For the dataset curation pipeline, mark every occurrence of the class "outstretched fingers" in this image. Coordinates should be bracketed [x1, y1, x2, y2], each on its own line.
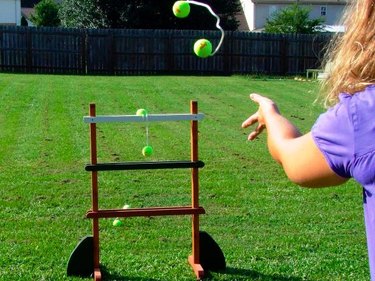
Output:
[248, 123, 265, 140]
[242, 111, 266, 140]
[242, 93, 271, 141]
[241, 112, 259, 128]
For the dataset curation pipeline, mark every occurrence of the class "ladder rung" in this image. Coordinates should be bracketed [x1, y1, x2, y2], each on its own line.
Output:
[85, 160, 205, 171]
[86, 206, 206, 218]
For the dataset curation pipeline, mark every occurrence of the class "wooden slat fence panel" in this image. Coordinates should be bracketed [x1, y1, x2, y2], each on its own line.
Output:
[0, 26, 28, 72]
[0, 26, 85, 74]
[30, 28, 85, 74]
[286, 33, 328, 74]
[0, 26, 332, 75]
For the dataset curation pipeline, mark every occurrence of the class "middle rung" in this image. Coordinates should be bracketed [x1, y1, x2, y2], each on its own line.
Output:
[85, 160, 205, 171]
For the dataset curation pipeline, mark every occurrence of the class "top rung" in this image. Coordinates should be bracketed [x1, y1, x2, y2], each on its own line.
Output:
[84, 113, 204, 124]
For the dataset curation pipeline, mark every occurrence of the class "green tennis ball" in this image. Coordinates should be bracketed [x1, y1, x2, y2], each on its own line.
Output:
[142, 145, 153, 157]
[194, 39, 212, 58]
[113, 219, 123, 227]
[173, 1, 190, 18]
[136, 108, 148, 116]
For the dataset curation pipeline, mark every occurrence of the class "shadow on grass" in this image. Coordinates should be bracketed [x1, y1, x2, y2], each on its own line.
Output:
[100, 265, 161, 281]
[205, 266, 310, 281]
[100, 266, 310, 281]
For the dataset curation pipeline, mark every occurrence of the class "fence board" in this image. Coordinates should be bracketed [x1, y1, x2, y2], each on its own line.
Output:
[0, 26, 331, 75]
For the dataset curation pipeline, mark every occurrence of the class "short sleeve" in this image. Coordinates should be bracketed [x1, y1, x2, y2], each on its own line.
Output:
[311, 95, 354, 178]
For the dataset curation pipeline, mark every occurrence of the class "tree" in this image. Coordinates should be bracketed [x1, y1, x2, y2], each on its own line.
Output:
[264, 4, 324, 34]
[59, 0, 241, 30]
[59, 0, 107, 28]
[30, 0, 61, 27]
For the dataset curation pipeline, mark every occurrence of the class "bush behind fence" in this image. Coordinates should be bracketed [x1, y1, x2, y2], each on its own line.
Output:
[0, 26, 331, 75]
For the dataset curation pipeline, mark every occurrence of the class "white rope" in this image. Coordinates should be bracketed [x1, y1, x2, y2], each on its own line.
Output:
[186, 0, 225, 56]
[145, 114, 149, 146]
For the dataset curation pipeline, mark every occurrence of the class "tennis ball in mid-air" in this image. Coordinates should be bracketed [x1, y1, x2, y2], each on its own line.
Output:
[173, 1, 190, 18]
[194, 39, 212, 58]
[142, 145, 153, 157]
[136, 108, 148, 117]
[113, 218, 123, 227]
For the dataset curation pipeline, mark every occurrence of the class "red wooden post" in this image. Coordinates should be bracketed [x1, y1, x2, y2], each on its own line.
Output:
[89, 103, 102, 281]
[188, 100, 204, 279]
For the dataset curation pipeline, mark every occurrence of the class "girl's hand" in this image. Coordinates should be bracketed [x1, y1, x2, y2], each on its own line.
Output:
[241, 93, 280, 140]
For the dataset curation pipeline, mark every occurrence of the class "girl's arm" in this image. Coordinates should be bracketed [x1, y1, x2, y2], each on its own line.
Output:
[242, 93, 348, 188]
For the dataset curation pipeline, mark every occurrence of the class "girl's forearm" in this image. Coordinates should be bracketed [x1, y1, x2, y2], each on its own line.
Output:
[264, 113, 302, 164]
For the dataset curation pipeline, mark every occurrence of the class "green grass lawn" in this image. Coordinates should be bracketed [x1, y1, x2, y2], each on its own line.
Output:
[0, 74, 368, 281]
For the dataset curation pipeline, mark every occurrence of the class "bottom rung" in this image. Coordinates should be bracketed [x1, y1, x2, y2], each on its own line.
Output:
[86, 206, 205, 219]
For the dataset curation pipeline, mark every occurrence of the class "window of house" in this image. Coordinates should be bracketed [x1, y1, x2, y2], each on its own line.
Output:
[269, 5, 277, 17]
[321, 6, 327, 16]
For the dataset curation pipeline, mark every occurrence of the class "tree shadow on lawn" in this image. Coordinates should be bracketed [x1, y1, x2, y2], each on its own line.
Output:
[208, 266, 311, 281]
[100, 266, 160, 281]
[100, 266, 310, 281]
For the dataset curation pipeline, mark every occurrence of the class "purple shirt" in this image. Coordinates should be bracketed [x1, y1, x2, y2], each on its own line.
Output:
[312, 85, 375, 280]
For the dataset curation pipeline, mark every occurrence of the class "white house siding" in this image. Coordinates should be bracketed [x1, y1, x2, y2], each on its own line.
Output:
[239, 0, 255, 30]
[0, 0, 21, 25]
[239, 0, 349, 31]
[254, 4, 278, 30]
[308, 4, 346, 25]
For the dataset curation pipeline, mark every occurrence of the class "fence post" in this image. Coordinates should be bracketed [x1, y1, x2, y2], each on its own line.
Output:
[108, 33, 115, 75]
[279, 36, 288, 75]
[223, 31, 233, 75]
[166, 32, 174, 72]
[80, 30, 87, 74]
[26, 28, 32, 73]
[0, 29, 3, 72]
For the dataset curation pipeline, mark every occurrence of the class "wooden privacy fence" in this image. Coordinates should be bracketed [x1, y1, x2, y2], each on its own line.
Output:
[0, 26, 331, 75]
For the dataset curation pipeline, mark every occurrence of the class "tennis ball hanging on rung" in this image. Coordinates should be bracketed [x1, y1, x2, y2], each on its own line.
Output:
[194, 39, 212, 58]
[142, 145, 153, 157]
[136, 108, 148, 117]
[173, 1, 190, 18]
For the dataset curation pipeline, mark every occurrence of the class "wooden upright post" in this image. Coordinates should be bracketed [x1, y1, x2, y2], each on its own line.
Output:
[188, 100, 204, 279]
[89, 103, 102, 281]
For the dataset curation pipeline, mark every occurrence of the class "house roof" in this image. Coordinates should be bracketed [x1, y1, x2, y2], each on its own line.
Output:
[21, 0, 40, 8]
[21, 7, 34, 19]
[252, 0, 350, 4]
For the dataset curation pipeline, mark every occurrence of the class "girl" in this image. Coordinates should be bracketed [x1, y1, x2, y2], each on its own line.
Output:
[242, 0, 375, 279]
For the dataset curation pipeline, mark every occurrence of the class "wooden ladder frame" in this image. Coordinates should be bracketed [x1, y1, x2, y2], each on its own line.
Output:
[85, 101, 205, 280]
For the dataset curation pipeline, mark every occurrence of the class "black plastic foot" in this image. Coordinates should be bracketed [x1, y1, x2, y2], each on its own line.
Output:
[199, 231, 226, 272]
[67, 235, 94, 277]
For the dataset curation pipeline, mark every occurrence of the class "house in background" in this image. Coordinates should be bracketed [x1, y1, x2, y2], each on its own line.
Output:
[0, 0, 40, 26]
[238, 0, 350, 32]
[0, 0, 22, 25]
[21, 0, 41, 26]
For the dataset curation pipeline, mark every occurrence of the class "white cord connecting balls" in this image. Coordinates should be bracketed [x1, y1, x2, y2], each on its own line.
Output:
[136, 108, 153, 157]
[172, 0, 225, 58]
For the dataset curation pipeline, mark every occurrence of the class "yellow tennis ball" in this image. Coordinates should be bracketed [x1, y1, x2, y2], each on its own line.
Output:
[142, 145, 153, 157]
[194, 39, 212, 58]
[173, 1, 190, 18]
[136, 108, 148, 116]
[113, 219, 123, 227]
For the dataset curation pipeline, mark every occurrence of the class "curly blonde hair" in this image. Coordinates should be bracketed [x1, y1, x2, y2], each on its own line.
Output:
[320, 0, 375, 107]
